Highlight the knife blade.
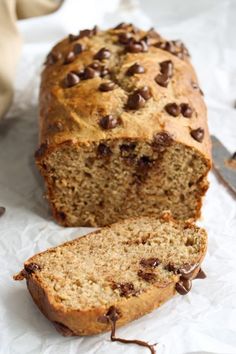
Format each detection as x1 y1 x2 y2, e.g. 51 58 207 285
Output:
211 135 236 196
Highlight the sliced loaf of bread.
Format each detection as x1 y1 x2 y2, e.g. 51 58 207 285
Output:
14 214 207 339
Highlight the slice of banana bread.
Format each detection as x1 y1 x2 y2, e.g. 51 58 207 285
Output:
14 214 207 337
36 23 211 227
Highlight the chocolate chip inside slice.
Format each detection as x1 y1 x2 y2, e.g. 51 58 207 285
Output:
137 270 156 282
99 115 119 130
140 258 160 268
99 81 115 92
0 206 6 217
155 73 169 88
127 93 146 110
112 282 137 297
164 103 180 117
190 128 204 142
97 143 112 157
180 103 193 118
94 47 111 60
65 72 80 87
126 63 145 76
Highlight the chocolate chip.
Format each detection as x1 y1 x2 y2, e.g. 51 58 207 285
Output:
68 34 80 42
106 306 120 323
94 47 111 60
165 103 180 117
73 43 85 54
147 27 161 39
53 322 75 336
136 156 153 174
160 60 173 77
195 268 207 279
65 72 80 87
120 143 136 157
175 279 192 295
164 263 178 273
125 41 143 53
152 131 173 152
155 73 169 88
45 51 62 65
114 22 128 30
180 103 193 118
140 258 160 268
127 93 146 110
0 206 6 217
97 143 112 157
138 270 156 282
99 115 119 130
154 40 189 60
99 81 115 92
118 32 133 44
92 25 99 35
190 128 204 142
135 86 152 100
82 67 98 80
88 61 101 71
126 63 145 76
178 263 199 280
24 263 41 274
78 29 93 39
112 282 137 297
64 51 75 64
35 143 48 158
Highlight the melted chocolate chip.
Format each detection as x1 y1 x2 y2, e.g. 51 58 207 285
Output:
126 63 145 76
152 131 173 152
175 279 192 295
99 81 115 92
190 128 204 142
94 47 111 60
112 282 137 297
135 86 152 100
99 115 119 130
73 43 85 54
195 268 207 279
97 143 112 157
64 51 75 64
164 103 180 117
0 206 6 217
106 306 120 322
140 258 160 268
160 60 173 77
180 103 192 118
127 93 146 110
138 270 156 282
24 263 41 274
53 322 75 336
118 32 133 44
65 72 80 87
155 73 169 88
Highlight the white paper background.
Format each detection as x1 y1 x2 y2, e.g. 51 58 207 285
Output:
0 0 236 353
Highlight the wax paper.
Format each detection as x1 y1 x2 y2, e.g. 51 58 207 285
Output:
0 0 236 353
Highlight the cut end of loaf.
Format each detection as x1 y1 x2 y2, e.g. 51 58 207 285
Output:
15 215 207 336
36 136 210 227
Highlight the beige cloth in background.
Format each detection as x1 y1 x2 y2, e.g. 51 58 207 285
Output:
0 0 61 120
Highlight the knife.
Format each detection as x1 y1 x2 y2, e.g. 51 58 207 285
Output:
211 135 236 196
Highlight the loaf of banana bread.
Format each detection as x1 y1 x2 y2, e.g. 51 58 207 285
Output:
14 214 207 337
36 23 211 227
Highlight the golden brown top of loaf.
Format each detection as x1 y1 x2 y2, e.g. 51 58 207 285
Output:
39 23 211 160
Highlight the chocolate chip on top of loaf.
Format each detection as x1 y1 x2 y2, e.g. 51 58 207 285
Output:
37 23 211 227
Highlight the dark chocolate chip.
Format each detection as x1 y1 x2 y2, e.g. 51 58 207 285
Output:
94 47 111 60
68 34 80 42
82 67 98 80
137 270 156 282
88 61 101 71
178 263 199 280
152 131 173 152
78 29 93 39
164 103 180 117
154 40 189 60
165 263 178 273
125 42 143 53
135 86 152 100
190 128 204 142
24 263 41 274
136 156 153 173
120 143 136 157
127 93 146 110
64 51 75 64
118 32 133 44
97 143 112 157
155 73 169 88
114 22 128 30
126 63 145 76
160 60 173 77
0 206 6 217
180 103 193 118
65 72 80 87
195 268 207 279
99 115 119 130
35 143 48 158
99 81 115 92
175 279 192 295
53 322 75 336
73 43 85 54
45 52 62 65
112 282 137 297
140 258 160 268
